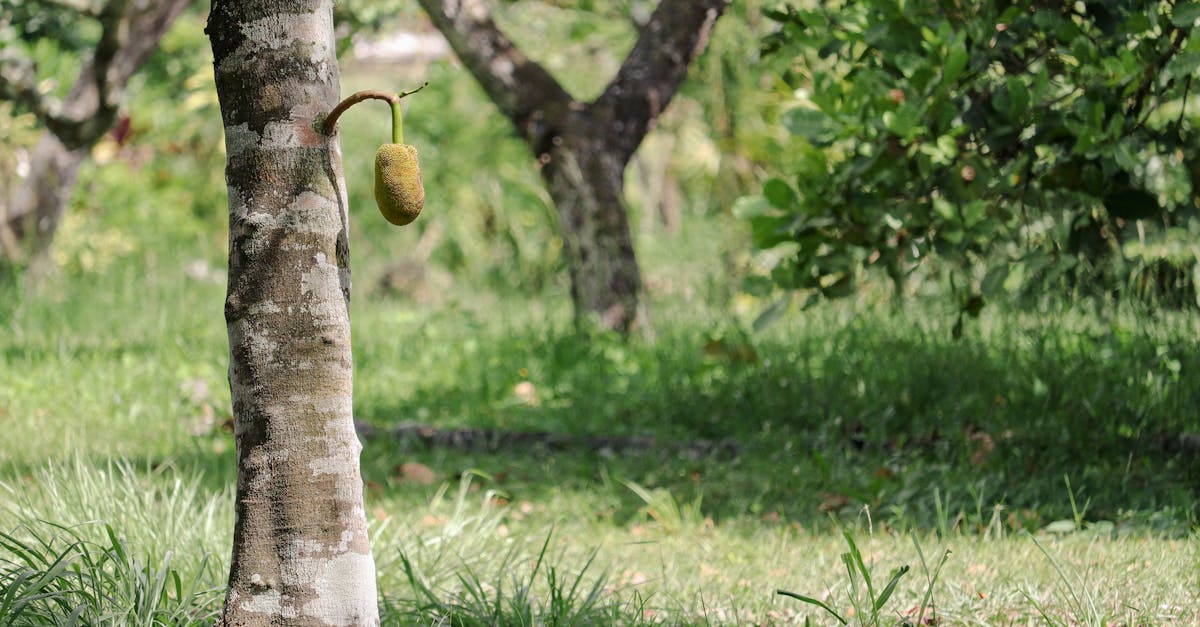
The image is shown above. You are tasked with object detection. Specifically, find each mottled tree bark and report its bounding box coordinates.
[0,0,192,267]
[207,1,379,624]
[417,0,729,332]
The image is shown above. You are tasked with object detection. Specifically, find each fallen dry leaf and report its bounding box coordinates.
[397,461,437,485]
[818,492,849,512]
[513,380,539,405]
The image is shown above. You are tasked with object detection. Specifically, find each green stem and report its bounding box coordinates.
[391,99,404,145]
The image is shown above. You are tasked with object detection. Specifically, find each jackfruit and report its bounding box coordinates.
[374,143,424,226]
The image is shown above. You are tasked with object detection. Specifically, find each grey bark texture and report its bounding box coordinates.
[417,0,730,332]
[0,0,192,266]
[207,0,379,624]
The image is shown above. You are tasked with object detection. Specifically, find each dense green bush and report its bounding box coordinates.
[743,0,1200,324]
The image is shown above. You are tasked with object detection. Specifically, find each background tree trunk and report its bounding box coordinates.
[208,1,379,624]
[0,0,192,269]
[542,119,643,331]
[417,0,729,333]
[3,133,86,265]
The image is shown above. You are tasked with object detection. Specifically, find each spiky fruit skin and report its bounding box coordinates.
[374,143,424,226]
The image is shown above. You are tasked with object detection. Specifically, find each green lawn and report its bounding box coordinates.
[2,236,1197,623]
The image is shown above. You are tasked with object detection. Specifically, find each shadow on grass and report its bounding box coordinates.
[9,302,1191,536]
[350,310,1199,533]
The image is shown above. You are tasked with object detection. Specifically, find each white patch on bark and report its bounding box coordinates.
[233,194,339,258]
[244,327,279,363]
[238,588,282,615]
[288,191,340,232]
[300,252,348,327]
[308,455,348,476]
[238,11,333,60]
[490,56,515,88]
[254,119,318,152]
[303,551,379,625]
[224,123,261,158]
[247,301,283,315]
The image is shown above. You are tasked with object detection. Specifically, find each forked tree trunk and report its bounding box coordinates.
[417,0,729,333]
[207,1,379,624]
[0,0,192,268]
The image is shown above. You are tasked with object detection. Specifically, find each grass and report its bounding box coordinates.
[2,240,1199,623]
[2,15,1199,621]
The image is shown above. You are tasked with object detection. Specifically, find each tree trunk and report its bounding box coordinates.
[416,0,729,333]
[0,0,192,269]
[542,119,643,332]
[208,1,379,624]
[2,133,86,265]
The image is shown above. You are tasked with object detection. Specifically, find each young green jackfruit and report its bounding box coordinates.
[374,143,424,226]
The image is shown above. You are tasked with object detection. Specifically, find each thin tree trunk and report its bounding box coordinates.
[208,1,379,624]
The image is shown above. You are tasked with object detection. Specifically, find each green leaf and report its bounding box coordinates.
[943,39,968,83]
[776,590,848,625]
[763,178,797,209]
[873,564,910,612]
[1171,2,1200,26]
[731,195,773,220]
[782,107,838,145]
[1006,76,1029,119]
[753,294,793,332]
[981,264,1010,297]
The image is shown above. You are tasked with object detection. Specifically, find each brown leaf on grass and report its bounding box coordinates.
[513,380,539,405]
[901,606,941,625]
[396,461,437,485]
[818,492,849,512]
[966,427,996,466]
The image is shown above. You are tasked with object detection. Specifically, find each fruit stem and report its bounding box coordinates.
[321,82,429,138]
[391,99,403,145]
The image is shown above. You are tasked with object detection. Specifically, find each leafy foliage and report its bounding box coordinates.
[746,0,1200,320]
[0,521,220,626]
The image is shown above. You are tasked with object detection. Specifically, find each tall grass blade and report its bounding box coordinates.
[872,564,909,613]
[775,589,848,625]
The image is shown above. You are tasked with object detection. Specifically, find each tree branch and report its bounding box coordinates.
[0,48,52,121]
[0,0,192,150]
[416,0,573,152]
[593,0,730,162]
